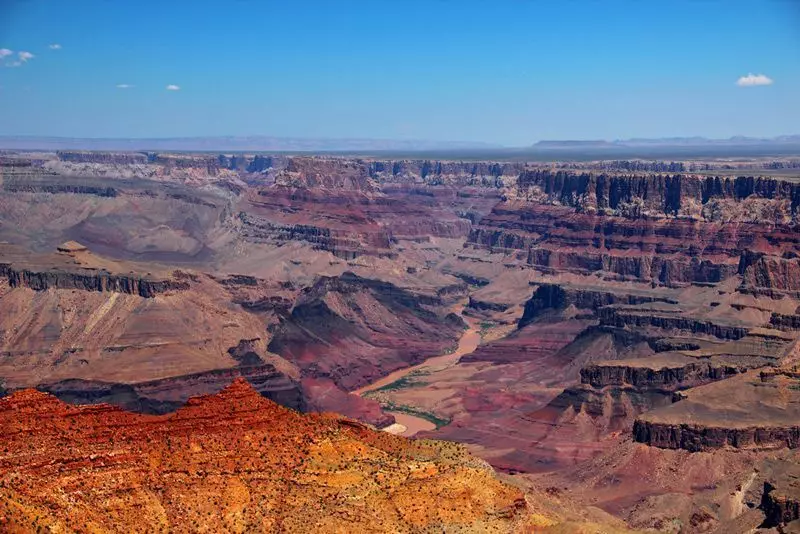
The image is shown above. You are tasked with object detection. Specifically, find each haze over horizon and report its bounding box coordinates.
[0,0,798,144]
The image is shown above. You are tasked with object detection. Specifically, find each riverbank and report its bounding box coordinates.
[352,314,481,437]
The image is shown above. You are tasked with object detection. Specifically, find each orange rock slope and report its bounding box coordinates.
[0,378,533,533]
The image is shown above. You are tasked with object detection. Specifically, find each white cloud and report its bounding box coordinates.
[6,61,21,68]
[18,51,34,62]
[166,84,180,91]
[736,73,773,87]
[49,43,62,50]
[116,84,134,89]
[0,49,12,59]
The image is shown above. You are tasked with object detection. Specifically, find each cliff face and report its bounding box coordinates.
[632,419,800,451]
[515,170,800,219]
[242,179,476,257]
[580,360,743,389]
[239,212,393,259]
[467,170,800,287]
[740,251,800,293]
[633,369,800,452]
[597,307,749,340]
[2,266,188,297]
[0,379,532,533]
[519,283,675,326]
[3,176,119,197]
[761,473,800,529]
[276,157,377,191]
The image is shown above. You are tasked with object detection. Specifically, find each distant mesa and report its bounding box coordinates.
[57,240,88,254]
[532,135,800,150]
[532,139,617,149]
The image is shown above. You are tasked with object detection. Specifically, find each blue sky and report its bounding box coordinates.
[0,0,798,144]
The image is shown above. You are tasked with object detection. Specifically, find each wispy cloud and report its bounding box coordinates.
[1,48,21,68]
[116,84,134,89]
[49,43,62,50]
[166,84,180,91]
[18,51,34,62]
[736,73,773,87]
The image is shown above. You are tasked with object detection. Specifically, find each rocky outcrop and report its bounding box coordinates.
[580,359,744,389]
[0,379,532,532]
[238,212,393,259]
[770,312,800,330]
[2,266,189,297]
[536,383,677,432]
[633,370,800,451]
[468,295,511,312]
[761,478,800,528]
[275,158,377,191]
[148,153,223,174]
[739,251,800,293]
[519,283,676,326]
[515,170,800,218]
[370,159,524,186]
[597,306,749,340]
[3,177,119,197]
[632,419,800,451]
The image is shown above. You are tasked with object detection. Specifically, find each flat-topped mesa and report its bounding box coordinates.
[0,243,190,297]
[147,153,224,174]
[4,266,189,297]
[597,306,749,340]
[56,150,148,165]
[580,355,747,389]
[632,369,800,451]
[56,240,89,253]
[519,284,751,340]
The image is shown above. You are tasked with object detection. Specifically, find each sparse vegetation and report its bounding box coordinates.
[382,402,451,429]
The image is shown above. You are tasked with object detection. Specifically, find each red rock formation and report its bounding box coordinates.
[0,379,533,533]
[268,272,465,391]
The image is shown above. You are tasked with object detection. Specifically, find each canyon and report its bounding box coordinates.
[1,149,800,531]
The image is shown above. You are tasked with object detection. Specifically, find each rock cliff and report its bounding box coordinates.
[633,368,800,451]
[2,265,188,297]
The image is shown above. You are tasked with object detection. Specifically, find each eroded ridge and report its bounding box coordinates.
[0,378,532,533]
